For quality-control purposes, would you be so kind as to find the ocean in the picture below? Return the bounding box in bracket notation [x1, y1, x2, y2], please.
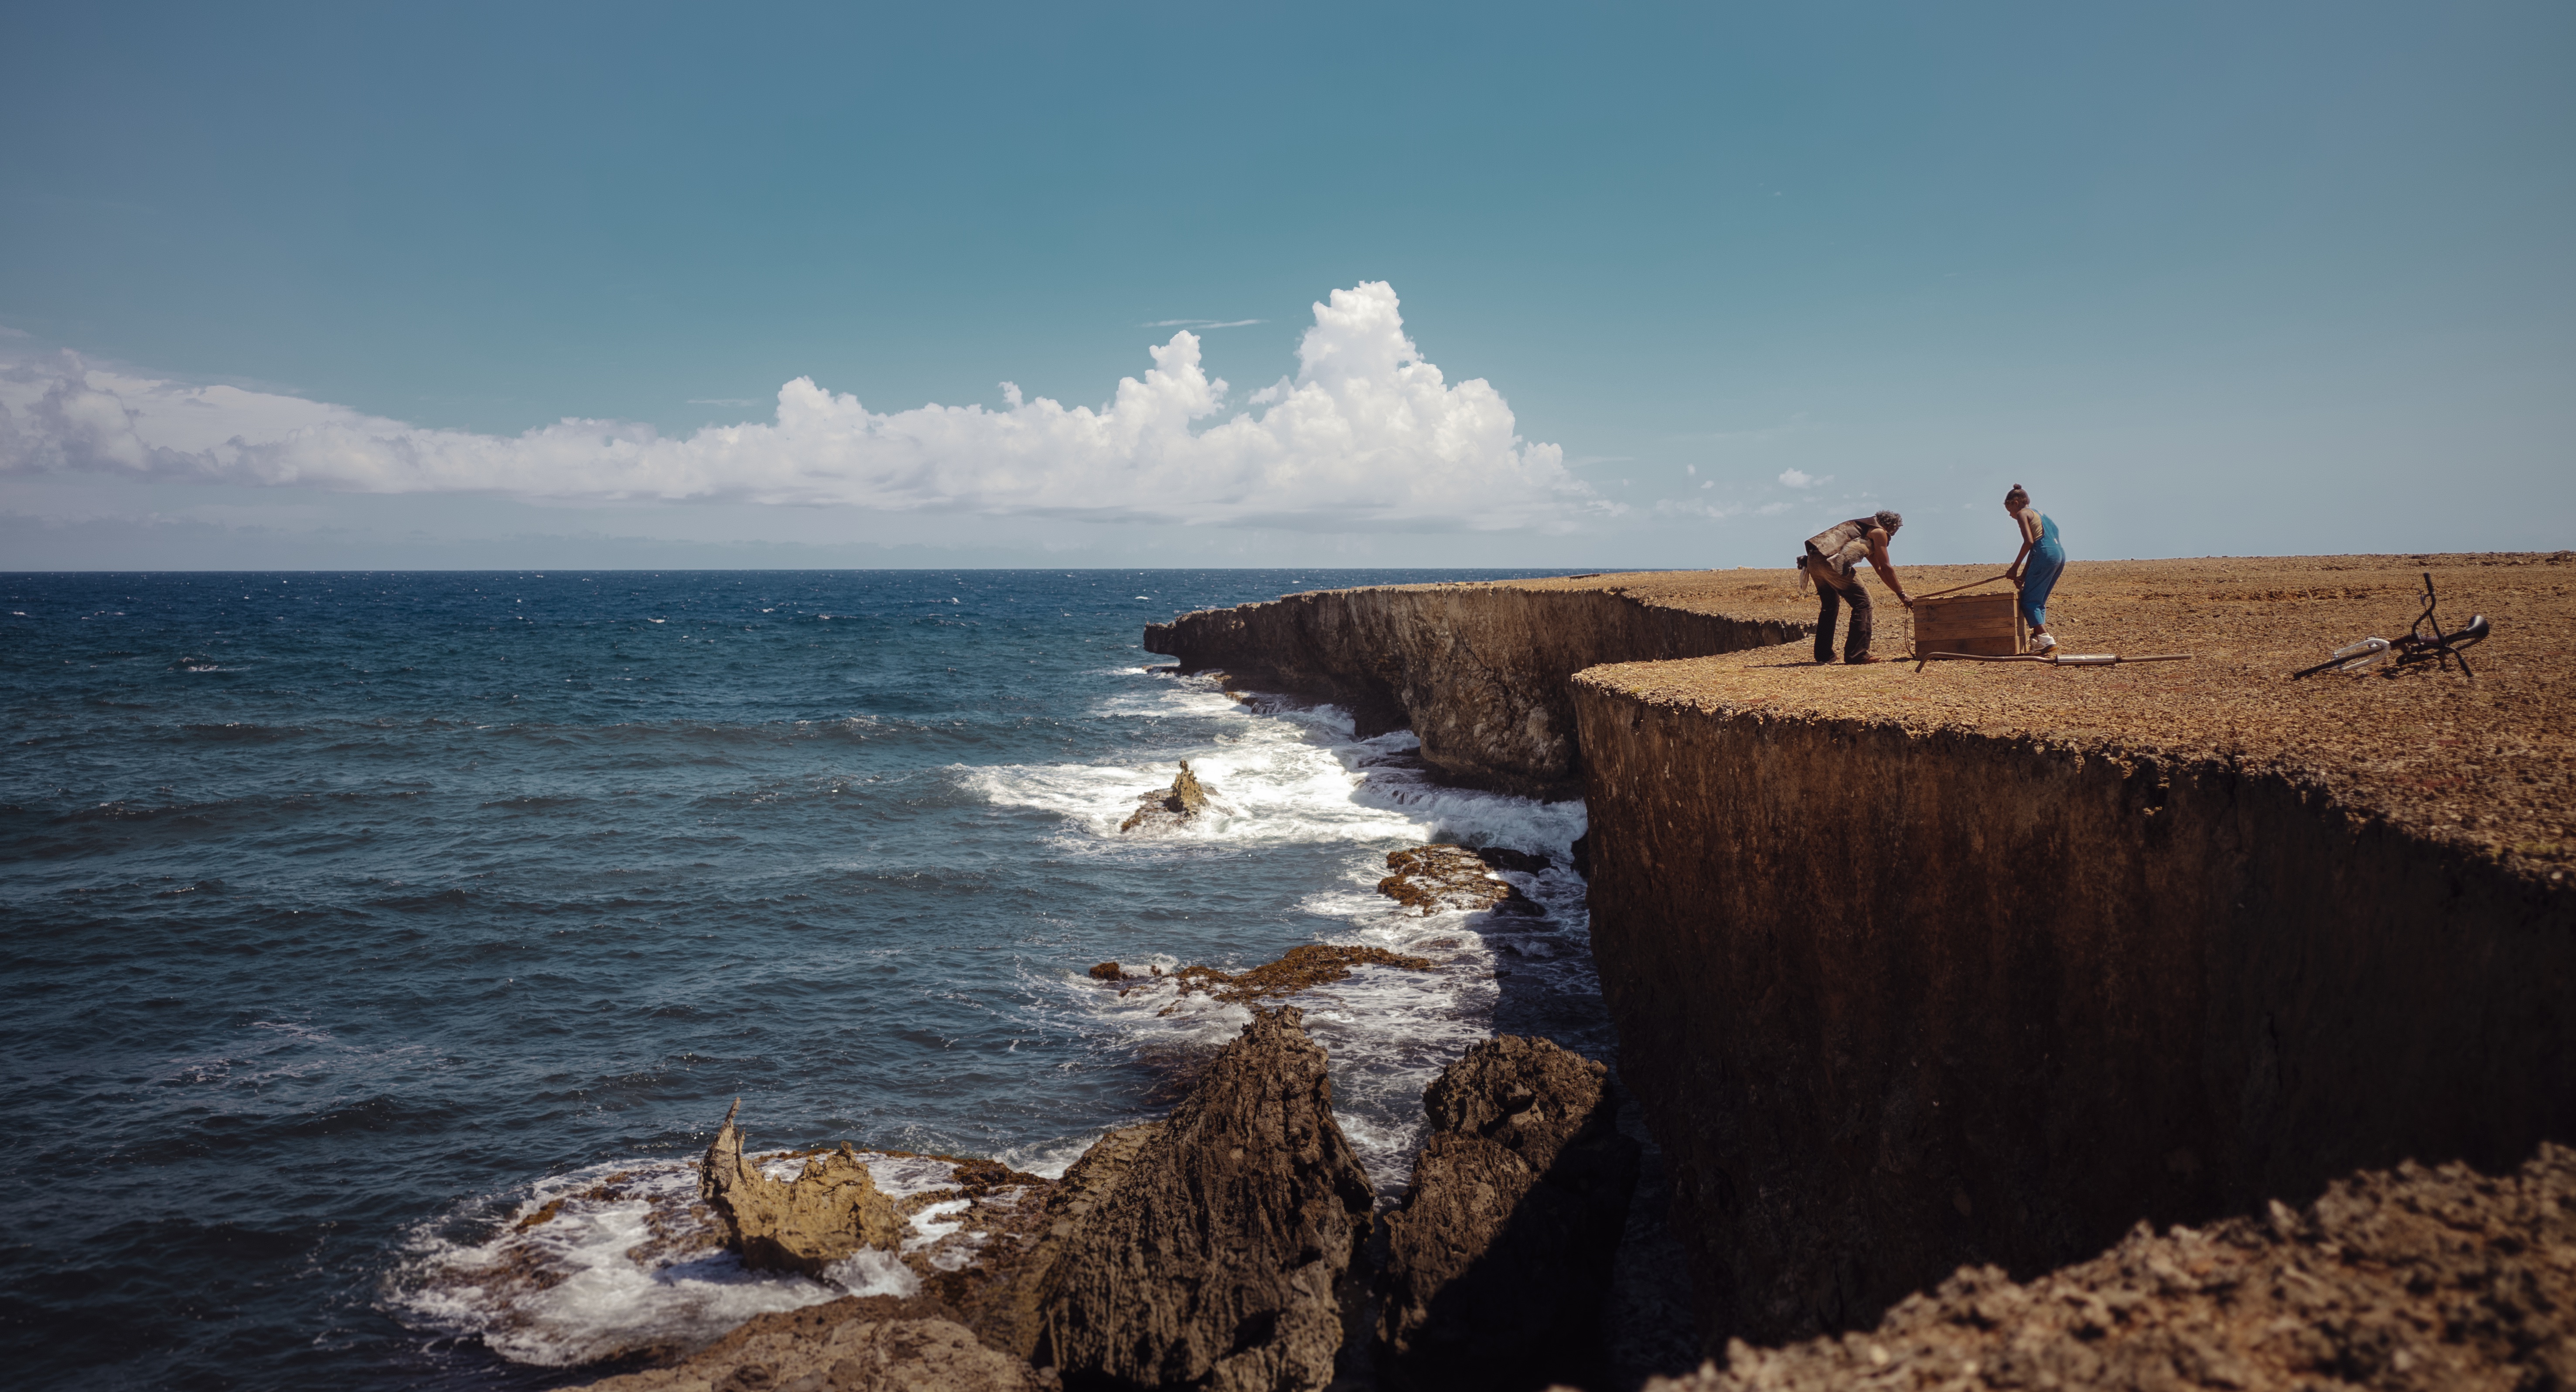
[0, 569, 1608, 1392]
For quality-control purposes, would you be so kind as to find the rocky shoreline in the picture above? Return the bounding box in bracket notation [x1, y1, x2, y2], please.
[574, 1008, 1643, 1392]
[567, 1004, 2576, 1392]
[532, 558, 2573, 1390]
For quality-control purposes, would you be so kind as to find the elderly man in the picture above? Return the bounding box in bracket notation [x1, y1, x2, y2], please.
[1801, 509, 1914, 664]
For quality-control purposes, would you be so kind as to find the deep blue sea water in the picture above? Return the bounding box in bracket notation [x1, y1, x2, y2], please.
[0, 570, 1606, 1392]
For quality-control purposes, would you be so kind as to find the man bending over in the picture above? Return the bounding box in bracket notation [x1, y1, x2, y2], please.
[1801, 510, 1913, 664]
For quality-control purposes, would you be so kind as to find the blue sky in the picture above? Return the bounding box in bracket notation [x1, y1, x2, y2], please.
[2, 1, 2568, 569]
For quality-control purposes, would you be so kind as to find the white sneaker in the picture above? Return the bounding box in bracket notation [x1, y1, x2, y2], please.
[2034, 633, 2058, 653]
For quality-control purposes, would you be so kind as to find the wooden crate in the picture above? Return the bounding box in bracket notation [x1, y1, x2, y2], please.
[1911, 590, 2025, 658]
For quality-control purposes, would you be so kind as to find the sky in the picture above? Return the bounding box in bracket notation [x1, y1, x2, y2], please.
[2, 0, 2569, 570]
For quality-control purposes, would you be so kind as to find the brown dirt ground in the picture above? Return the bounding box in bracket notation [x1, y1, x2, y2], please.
[1441, 554, 2574, 884]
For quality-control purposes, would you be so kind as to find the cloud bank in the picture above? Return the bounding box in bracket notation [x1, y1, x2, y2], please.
[0, 282, 1597, 531]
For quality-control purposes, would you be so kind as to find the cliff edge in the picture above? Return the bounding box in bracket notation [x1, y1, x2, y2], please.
[1573, 554, 2575, 1346]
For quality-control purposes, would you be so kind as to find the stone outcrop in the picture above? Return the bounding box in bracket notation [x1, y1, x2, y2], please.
[1644, 1144, 2576, 1392]
[577, 1295, 1047, 1392]
[1038, 1006, 1375, 1391]
[1146, 585, 1800, 798]
[701, 1100, 907, 1278]
[1378, 1036, 1640, 1390]
[1375, 844, 1546, 917]
[1121, 761, 1210, 832]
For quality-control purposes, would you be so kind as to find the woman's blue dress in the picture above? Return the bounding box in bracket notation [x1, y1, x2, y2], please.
[2020, 513, 2065, 628]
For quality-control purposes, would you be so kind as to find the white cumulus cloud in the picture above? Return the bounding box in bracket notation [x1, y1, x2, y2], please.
[0, 282, 1600, 532]
[1778, 468, 1832, 489]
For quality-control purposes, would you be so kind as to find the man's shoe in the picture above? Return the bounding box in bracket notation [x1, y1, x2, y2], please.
[1846, 653, 1886, 664]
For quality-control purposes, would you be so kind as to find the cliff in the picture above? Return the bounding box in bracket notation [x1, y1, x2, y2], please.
[1146, 575, 1808, 798]
[1147, 555, 2576, 1359]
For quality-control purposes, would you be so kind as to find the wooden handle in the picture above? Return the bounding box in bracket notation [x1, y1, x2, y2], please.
[1911, 572, 2018, 602]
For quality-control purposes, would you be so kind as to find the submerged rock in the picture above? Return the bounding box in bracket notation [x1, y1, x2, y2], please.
[1167, 943, 1435, 1007]
[1378, 1036, 1640, 1390]
[1119, 760, 1210, 832]
[574, 1294, 1046, 1392]
[1375, 844, 1546, 916]
[1040, 1006, 1375, 1392]
[700, 1099, 908, 1278]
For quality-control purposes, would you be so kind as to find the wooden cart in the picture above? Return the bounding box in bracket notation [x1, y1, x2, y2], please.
[1911, 589, 2026, 659]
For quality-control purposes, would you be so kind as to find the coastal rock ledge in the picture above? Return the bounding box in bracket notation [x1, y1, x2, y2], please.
[579, 1295, 1046, 1392]
[1644, 1143, 2576, 1392]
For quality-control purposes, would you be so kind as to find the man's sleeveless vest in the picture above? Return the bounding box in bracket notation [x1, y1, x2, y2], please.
[1805, 517, 1879, 584]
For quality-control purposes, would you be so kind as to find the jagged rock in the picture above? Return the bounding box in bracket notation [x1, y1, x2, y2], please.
[1376, 844, 1545, 916]
[1378, 1036, 1640, 1391]
[1040, 1006, 1375, 1392]
[573, 1294, 1046, 1392]
[1120, 761, 1210, 833]
[1088, 961, 1126, 983]
[982, 1122, 1167, 1362]
[700, 1099, 908, 1277]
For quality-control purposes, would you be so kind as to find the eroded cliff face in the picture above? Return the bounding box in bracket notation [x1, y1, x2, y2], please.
[1146, 585, 1801, 798]
[1569, 678, 2576, 1348]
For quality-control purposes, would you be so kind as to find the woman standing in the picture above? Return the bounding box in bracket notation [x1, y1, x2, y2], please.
[2002, 484, 2065, 653]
